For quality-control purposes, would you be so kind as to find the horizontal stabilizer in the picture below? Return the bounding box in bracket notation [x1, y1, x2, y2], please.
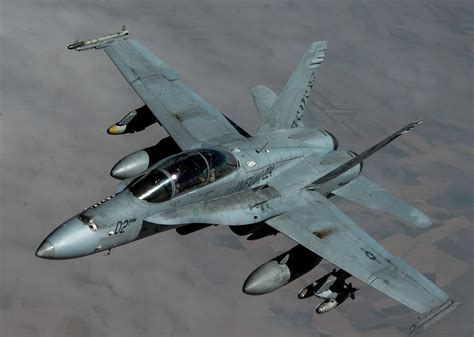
[332, 176, 432, 228]
[313, 120, 423, 186]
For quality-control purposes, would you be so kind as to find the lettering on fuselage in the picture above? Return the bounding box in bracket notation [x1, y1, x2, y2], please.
[235, 165, 274, 192]
[292, 72, 315, 127]
[100, 218, 137, 242]
[114, 218, 136, 235]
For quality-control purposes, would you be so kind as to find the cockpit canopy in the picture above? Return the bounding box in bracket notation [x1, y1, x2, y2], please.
[129, 149, 238, 203]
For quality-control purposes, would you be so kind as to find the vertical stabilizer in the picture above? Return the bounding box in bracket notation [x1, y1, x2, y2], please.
[257, 41, 327, 133]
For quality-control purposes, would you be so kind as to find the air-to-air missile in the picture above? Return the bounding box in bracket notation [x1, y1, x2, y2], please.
[68, 26, 130, 51]
[297, 269, 358, 314]
[243, 245, 322, 295]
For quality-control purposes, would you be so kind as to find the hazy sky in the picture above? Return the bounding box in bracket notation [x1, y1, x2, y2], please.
[1, 1, 472, 336]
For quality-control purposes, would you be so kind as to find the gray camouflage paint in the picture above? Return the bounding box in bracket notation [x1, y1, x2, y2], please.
[34, 29, 456, 335]
[2, 1, 472, 337]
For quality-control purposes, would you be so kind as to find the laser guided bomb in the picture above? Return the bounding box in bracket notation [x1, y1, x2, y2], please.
[298, 269, 358, 314]
[314, 282, 358, 314]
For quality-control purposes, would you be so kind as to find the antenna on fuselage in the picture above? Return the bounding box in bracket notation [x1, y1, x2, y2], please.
[256, 142, 269, 153]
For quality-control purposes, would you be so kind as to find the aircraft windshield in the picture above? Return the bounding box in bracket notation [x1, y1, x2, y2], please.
[163, 152, 209, 194]
[199, 149, 238, 182]
[129, 169, 173, 203]
[129, 149, 238, 203]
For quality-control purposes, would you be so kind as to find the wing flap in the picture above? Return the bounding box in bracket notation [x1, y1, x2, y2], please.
[103, 38, 244, 149]
[333, 176, 432, 228]
[266, 190, 450, 314]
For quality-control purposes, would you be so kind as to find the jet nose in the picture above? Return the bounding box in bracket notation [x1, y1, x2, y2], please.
[36, 217, 100, 260]
[35, 241, 55, 259]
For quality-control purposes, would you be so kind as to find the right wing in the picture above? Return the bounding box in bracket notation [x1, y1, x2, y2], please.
[265, 190, 456, 319]
[332, 175, 432, 228]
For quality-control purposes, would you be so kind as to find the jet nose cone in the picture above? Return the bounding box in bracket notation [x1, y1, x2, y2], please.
[36, 217, 100, 259]
[36, 241, 55, 259]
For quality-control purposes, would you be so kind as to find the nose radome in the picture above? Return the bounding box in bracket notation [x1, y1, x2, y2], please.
[36, 241, 55, 259]
[36, 217, 100, 259]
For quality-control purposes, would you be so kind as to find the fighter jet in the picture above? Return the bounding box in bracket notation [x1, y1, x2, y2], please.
[37, 27, 458, 336]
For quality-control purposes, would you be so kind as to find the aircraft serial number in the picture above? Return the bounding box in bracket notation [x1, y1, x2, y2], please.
[114, 218, 136, 235]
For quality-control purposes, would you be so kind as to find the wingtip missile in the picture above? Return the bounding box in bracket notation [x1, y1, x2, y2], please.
[409, 299, 460, 337]
[67, 40, 85, 50]
[400, 119, 423, 135]
[67, 27, 130, 51]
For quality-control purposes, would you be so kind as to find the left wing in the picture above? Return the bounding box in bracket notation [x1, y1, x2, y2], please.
[71, 29, 244, 150]
[104, 38, 245, 149]
[265, 190, 457, 325]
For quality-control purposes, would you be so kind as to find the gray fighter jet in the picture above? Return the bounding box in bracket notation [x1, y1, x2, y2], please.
[37, 28, 458, 335]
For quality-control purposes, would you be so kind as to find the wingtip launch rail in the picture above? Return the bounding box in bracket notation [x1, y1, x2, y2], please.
[68, 26, 130, 51]
[409, 299, 461, 336]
